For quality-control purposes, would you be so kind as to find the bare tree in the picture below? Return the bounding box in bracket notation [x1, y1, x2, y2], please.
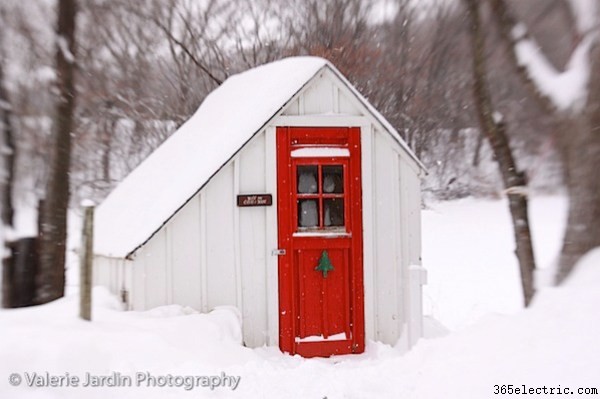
[388, 2, 475, 159]
[127, 0, 230, 88]
[37, 0, 78, 303]
[283, 0, 375, 84]
[490, 0, 600, 283]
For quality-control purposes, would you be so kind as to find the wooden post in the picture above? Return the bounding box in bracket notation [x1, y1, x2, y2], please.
[80, 202, 94, 321]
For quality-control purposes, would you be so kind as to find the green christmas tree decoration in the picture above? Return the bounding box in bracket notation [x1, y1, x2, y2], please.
[315, 250, 334, 278]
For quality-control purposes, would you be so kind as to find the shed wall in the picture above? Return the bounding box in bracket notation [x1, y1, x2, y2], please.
[93, 256, 131, 306]
[98, 130, 274, 348]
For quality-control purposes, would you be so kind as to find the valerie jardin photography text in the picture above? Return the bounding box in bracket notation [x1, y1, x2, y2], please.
[8, 371, 241, 391]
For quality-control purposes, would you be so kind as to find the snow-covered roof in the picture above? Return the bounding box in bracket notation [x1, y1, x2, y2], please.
[95, 56, 423, 258]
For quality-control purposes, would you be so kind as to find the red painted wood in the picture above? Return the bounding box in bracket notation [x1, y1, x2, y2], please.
[348, 127, 365, 354]
[295, 339, 353, 358]
[276, 127, 294, 354]
[277, 126, 365, 357]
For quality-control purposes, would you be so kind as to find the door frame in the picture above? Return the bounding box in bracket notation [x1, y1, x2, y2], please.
[276, 126, 365, 357]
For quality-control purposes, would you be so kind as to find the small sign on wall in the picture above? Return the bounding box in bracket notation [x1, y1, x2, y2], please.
[237, 194, 273, 207]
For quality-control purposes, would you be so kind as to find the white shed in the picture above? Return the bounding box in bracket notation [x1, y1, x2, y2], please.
[94, 57, 427, 358]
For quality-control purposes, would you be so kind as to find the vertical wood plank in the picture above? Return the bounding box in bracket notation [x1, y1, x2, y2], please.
[394, 153, 406, 331]
[233, 158, 243, 314]
[165, 225, 173, 304]
[373, 132, 400, 343]
[239, 133, 268, 347]
[170, 195, 202, 309]
[299, 93, 305, 115]
[265, 126, 279, 346]
[333, 85, 340, 114]
[360, 124, 376, 341]
[205, 164, 236, 308]
[200, 192, 208, 312]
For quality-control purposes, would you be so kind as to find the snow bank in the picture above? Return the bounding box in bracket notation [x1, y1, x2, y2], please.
[402, 247, 600, 398]
[422, 196, 567, 330]
[0, 287, 254, 398]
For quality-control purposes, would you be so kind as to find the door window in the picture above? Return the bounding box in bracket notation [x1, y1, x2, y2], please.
[296, 164, 345, 231]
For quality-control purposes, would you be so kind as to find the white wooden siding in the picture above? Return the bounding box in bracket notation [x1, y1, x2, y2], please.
[338, 90, 361, 115]
[238, 133, 269, 347]
[140, 229, 168, 309]
[401, 155, 426, 346]
[205, 163, 237, 308]
[302, 74, 335, 114]
[169, 195, 202, 308]
[93, 256, 128, 298]
[131, 259, 145, 310]
[372, 130, 402, 343]
[93, 68, 424, 349]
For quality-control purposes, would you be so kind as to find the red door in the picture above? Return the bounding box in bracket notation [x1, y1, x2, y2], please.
[277, 126, 364, 357]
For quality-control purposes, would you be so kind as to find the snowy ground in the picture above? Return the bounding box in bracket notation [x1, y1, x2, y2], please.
[1, 196, 599, 398]
[422, 196, 567, 331]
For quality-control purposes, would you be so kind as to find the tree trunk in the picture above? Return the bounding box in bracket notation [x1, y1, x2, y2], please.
[0, 62, 15, 228]
[464, 0, 536, 306]
[37, 0, 77, 304]
[556, 46, 600, 283]
[0, 61, 15, 308]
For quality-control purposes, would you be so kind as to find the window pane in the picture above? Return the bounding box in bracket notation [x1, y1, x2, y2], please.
[298, 199, 319, 228]
[322, 165, 343, 194]
[297, 165, 318, 193]
[324, 198, 344, 227]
